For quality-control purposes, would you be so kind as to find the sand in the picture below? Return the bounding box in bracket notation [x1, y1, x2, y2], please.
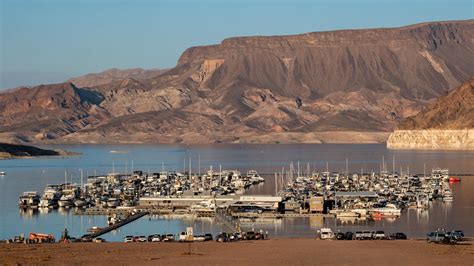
[1, 239, 473, 265]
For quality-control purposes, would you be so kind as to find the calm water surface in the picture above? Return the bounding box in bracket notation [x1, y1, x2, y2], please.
[0, 144, 473, 241]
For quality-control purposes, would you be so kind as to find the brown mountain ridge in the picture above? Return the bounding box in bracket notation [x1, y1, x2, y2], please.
[1, 20, 473, 144]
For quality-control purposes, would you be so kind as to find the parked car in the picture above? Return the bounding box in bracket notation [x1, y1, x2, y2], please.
[124, 236, 134, 243]
[232, 232, 242, 241]
[373, 231, 386, 240]
[447, 230, 464, 241]
[336, 232, 345, 240]
[137, 235, 147, 242]
[149, 234, 162, 242]
[244, 231, 256, 240]
[193, 235, 206, 242]
[389, 232, 407, 240]
[427, 232, 456, 244]
[163, 234, 175, 242]
[354, 231, 364, 240]
[344, 231, 354, 240]
[216, 233, 229, 242]
[362, 231, 372, 240]
[204, 233, 213, 241]
[179, 232, 188, 242]
[319, 228, 334, 240]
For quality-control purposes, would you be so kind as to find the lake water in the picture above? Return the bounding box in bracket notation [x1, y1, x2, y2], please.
[1, 144, 473, 241]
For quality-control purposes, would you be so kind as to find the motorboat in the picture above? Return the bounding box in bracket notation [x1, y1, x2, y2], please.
[191, 200, 216, 212]
[19, 191, 40, 208]
[370, 203, 401, 216]
[247, 170, 265, 184]
[39, 197, 55, 208]
[58, 194, 74, 207]
[74, 197, 87, 208]
[448, 177, 461, 183]
[106, 198, 120, 208]
[431, 168, 449, 181]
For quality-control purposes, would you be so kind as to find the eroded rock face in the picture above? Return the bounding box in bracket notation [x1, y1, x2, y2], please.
[1, 20, 474, 144]
[387, 130, 474, 150]
[387, 78, 474, 150]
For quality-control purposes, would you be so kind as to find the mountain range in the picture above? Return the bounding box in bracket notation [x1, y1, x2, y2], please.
[1, 19, 473, 144]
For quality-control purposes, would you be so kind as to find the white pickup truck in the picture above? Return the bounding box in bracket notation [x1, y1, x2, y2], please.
[319, 228, 335, 240]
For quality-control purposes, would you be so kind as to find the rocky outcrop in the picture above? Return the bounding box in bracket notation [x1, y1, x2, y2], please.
[387, 78, 474, 150]
[1, 20, 474, 144]
[387, 129, 474, 150]
[0, 142, 76, 159]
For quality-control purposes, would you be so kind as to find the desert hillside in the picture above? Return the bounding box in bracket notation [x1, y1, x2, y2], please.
[1, 20, 473, 144]
[387, 78, 474, 150]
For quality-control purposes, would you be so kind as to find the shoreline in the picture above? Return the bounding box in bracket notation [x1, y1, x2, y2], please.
[1, 239, 473, 265]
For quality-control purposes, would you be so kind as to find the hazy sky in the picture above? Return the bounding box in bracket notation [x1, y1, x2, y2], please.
[1, 0, 472, 89]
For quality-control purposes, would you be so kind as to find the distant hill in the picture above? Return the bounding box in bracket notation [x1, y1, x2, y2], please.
[0, 20, 473, 144]
[396, 78, 474, 130]
[68, 68, 166, 88]
[0, 142, 71, 158]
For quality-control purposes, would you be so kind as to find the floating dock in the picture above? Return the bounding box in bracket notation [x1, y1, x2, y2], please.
[232, 212, 332, 218]
[75, 207, 215, 217]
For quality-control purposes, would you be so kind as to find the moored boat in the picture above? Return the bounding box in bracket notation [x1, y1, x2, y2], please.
[369, 203, 401, 216]
[106, 197, 120, 208]
[449, 177, 461, 183]
[58, 194, 73, 207]
[19, 191, 40, 208]
[74, 197, 87, 208]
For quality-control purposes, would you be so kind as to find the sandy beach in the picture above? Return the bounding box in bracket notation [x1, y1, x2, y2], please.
[1, 239, 473, 265]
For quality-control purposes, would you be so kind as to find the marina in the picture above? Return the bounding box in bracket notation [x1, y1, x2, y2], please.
[16, 166, 459, 231]
[0, 144, 473, 242]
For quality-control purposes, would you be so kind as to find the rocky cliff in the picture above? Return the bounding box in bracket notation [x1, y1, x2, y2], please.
[387, 78, 474, 150]
[1, 20, 474, 144]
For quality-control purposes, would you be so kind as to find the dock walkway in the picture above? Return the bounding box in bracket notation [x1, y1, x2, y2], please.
[232, 212, 332, 218]
[83, 211, 149, 239]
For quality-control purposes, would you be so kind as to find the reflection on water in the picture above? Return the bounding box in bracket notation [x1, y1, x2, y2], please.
[1, 144, 473, 240]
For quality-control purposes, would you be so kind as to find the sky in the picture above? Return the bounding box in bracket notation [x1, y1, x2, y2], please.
[0, 0, 473, 89]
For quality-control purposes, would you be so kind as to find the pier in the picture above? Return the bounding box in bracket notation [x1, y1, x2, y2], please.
[82, 211, 149, 239]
